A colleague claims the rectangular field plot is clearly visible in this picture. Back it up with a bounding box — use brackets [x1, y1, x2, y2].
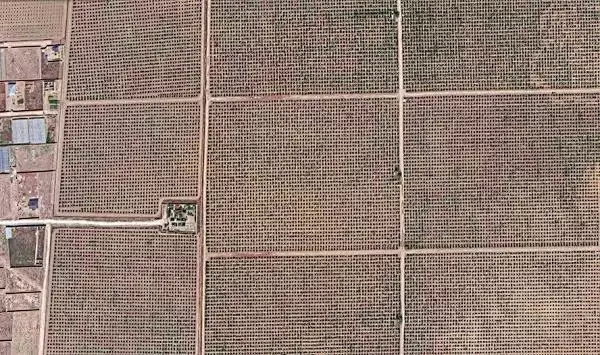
[57, 103, 201, 216]
[46, 228, 197, 354]
[0, 0, 65, 42]
[206, 99, 401, 252]
[67, 0, 202, 100]
[402, 0, 600, 91]
[404, 95, 599, 249]
[405, 252, 600, 354]
[209, 0, 398, 96]
[205, 255, 401, 354]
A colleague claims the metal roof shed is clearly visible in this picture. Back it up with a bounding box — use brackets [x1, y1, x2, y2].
[28, 117, 46, 144]
[0, 147, 9, 173]
[11, 119, 29, 144]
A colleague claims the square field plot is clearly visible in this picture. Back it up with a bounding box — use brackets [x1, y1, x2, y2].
[0, 0, 65, 42]
[206, 99, 401, 252]
[209, 0, 398, 96]
[46, 228, 197, 354]
[67, 0, 202, 100]
[205, 255, 401, 354]
[2, 47, 41, 81]
[57, 103, 201, 216]
[404, 95, 599, 249]
[405, 252, 600, 354]
[402, 0, 600, 91]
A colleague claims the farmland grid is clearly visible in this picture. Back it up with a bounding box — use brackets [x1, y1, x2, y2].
[37, 0, 600, 354]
